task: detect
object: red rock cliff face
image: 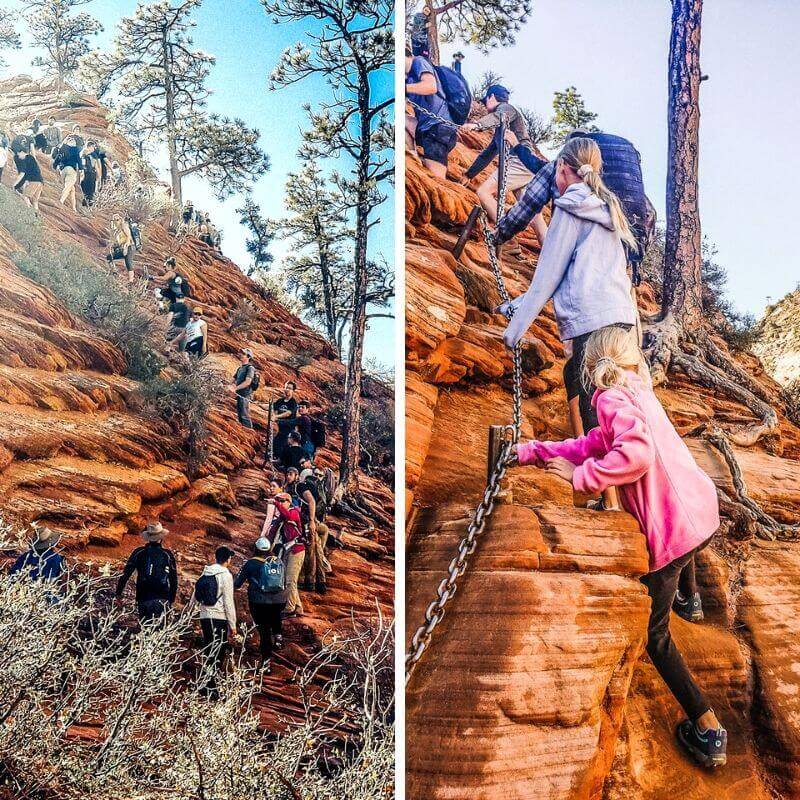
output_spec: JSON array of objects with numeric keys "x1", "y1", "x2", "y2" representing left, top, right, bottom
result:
[
  {"x1": 405, "y1": 137, "x2": 800, "y2": 799},
  {"x1": 0, "y1": 77, "x2": 393, "y2": 728}
]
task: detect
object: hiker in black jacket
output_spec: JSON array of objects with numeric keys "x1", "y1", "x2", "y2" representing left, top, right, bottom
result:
[{"x1": 115, "y1": 522, "x2": 178, "y2": 622}]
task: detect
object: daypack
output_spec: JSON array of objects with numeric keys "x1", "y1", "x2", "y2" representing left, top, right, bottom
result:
[
  {"x1": 312, "y1": 476, "x2": 329, "y2": 521},
  {"x1": 11, "y1": 134, "x2": 31, "y2": 154},
  {"x1": 571, "y1": 131, "x2": 655, "y2": 281},
  {"x1": 137, "y1": 547, "x2": 174, "y2": 597},
  {"x1": 435, "y1": 66, "x2": 471, "y2": 125},
  {"x1": 194, "y1": 573, "x2": 219, "y2": 606},
  {"x1": 254, "y1": 557, "x2": 285, "y2": 594},
  {"x1": 309, "y1": 418, "x2": 326, "y2": 448},
  {"x1": 250, "y1": 370, "x2": 261, "y2": 391}
]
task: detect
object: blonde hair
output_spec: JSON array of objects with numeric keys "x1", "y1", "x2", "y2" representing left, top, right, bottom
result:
[
  {"x1": 559, "y1": 137, "x2": 637, "y2": 252},
  {"x1": 582, "y1": 325, "x2": 651, "y2": 392}
]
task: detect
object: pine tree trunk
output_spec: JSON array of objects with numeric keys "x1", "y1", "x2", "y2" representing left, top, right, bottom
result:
[
  {"x1": 314, "y1": 215, "x2": 338, "y2": 353},
  {"x1": 338, "y1": 81, "x2": 371, "y2": 495},
  {"x1": 663, "y1": 0, "x2": 703, "y2": 328},
  {"x1": 425, "y1": 0, "x2": 441, "y2": 64},
  {"x1": 162, "y1": 33, "x2": 182, "y2": 206}
]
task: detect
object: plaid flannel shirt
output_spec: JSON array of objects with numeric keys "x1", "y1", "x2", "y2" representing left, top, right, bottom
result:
[{"x1": 495, "y1": 160, "x2": 557, "y2": 244}]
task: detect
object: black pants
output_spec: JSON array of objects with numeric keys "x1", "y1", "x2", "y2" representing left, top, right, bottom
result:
[
  {"x1": 250, "y1": 602, "x2": 285, "y2": 659},
  {"x1": 641, "y1": 542, "x2": 712, "y2": 721},
  {"x1": 678, "y1": 556, "x2": 697, "y2": 597},
  {"x1": 138, "y1": 598, "x2": 171, "y2": 622},
  {"x1": 563, "y1": 323, "x2": 633, "y2": 433},
  {"x1": 186, "y1": 338, "x2": 204, "y2": 356},
  {"x1": 81, "y1": 173, "x2": 97, "y2": 205}
]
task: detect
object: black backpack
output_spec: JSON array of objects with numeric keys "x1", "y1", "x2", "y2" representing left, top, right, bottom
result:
[
  {"x1": 310, "y1": 418, "x2": 326, "y2": 448},
  {"x1": 137, "y1": 547, "x2": 174, "y2": 597},
  {"x1": 435, "y1": 66, "x2": 472, "y2": 125},
  {"x1": 250, "y1": 369, "x2": 261, "y2": 391},
  {"x1": 194, "y1": 573, "x2": 219, "y2": 606}
]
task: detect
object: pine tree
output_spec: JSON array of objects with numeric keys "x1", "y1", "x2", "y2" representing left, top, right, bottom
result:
[
  {"x1": 550, "y1": 85, "x2": 598, "y2": 145},
  {"x1": 235, "y1": 196, "x2": 274, "y2": 279},
  {"x1": 264, "y1": 0, "x2": 394, "y2": 498},
  {"x1": 24, "y1": 0, "x2": 101, "y2": 90},
  {"x1": 272, "y1": 160, "x2": 352, "y2": 354},
  {"x1": 418, "y1": 0, "x2": 531, "y2": 65},
  {"x1": 0, "y1": 7, "x2": 21, "y2": 68},
  {"x1": 80, "y1": 0, "x2": 269, "y2": 204}
]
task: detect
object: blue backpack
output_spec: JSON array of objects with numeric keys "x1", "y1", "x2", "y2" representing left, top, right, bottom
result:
[
  {"x1": 435, "y1": 66, "x2": 471, "y2": 125},
  {"x1": 254, "y1": 557, "x2": 285, "y2": 594}
]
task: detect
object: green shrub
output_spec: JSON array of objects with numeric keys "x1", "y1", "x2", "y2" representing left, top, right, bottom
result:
[
  {"x1": 0, "y1": 186, "x2": 167, "y2": 379},
  {"x1": 140, "y1": 359, "x2": 225, "y2": 476}
]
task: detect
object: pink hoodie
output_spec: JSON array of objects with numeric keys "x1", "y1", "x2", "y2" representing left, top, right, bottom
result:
[{"x1": 517, "y1": 372, "x2": 719, "y2": 572}]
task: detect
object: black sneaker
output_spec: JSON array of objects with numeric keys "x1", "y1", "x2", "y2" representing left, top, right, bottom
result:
[
  {"x1": 676, "y1": 720, "x2": 727, "y2": 768},
  {"x1": 673, "y1": 590, "x2": 704, "y2": 622}
]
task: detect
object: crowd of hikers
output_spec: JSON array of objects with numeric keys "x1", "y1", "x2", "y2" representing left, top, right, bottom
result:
[
  {"x1": 11, "y1": 438, "x2": 339, "y2": 690},
  {"x1": 405, "y1": 40, "x2": 728, "y2": 769}
]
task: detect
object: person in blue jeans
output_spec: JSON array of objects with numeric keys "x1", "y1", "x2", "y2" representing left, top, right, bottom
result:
[{"x1": 405, "y1": 44, "x2": 456, "y2": 179}]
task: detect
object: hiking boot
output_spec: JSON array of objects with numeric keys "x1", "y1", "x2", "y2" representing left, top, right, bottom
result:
[
  {"x1": 673, "y1": 590, "x2": 704, "y2": 623},
  {"x1": 586, "y1": 498, "x2": 621, "y2": 512},
  {"x1": 676, "y1": 719, "x2": 727, "y2": 768}
]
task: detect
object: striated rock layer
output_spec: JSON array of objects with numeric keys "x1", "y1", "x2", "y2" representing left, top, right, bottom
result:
[
  {"x1": 0, "y1": 77, "x2": 393, "y2": 729},
  {"x1": 754, "y1": 287, "x2": 800, "y2": 387},
  {"x1": 405, "y1": 139, "x2": 800, "y2": 799}
]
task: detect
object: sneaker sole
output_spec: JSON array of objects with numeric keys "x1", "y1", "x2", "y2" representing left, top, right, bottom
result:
[{"x1": 676, "y1": 724, "x2": 727, "y2": 768}]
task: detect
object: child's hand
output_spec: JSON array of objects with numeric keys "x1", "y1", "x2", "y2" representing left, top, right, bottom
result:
[{"x1": 544, "y1": 456, "x2": 576, "y2": 485}]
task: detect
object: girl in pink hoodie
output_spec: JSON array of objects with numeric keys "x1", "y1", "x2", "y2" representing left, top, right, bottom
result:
[{"x1": 515, "y1": 326, "x2": 727, "y2": 768}]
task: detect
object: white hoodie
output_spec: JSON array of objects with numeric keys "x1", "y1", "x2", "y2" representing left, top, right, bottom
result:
[
  {"x1": 192, "y1": 563, "x2": 236, "y2": 629},
  {"x1": 504, "y1": 182, "x2": 636, "y2": 347}
]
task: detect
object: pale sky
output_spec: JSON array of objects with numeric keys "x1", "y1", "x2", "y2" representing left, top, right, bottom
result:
[{"x1": 438, "y1": 0, "x2": 799, "y2": 317}]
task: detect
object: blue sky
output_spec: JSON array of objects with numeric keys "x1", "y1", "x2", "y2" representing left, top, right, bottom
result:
[
  {"x1": 2, "y1": 0, "x2": 395, "y2": 366},
  {"x1": 436, "y1": 0, "x2": 799, "y2": 317}
]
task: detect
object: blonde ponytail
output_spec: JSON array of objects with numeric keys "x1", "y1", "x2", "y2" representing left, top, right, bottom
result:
[
  {"x1": 582, "y1": 325, "x2": 651, "y2": 392},
  {"x1": 559, "y1": 137, "x2": 638, "y2": 252}
]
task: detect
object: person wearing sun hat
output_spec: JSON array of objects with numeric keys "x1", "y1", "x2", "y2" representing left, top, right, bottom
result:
[
  {"x1": 10, "y1": 525, "x2": 65, "y2": 583},
  {"x1": 115, "y1": 522, "x2": 178, "y2": 622}
]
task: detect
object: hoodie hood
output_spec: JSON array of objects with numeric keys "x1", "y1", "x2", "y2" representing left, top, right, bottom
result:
[
  {"x1": 554, "y1": 182, "x2": 615, "y2": 230},
  {"x1": 202, "y1": 563, "x2": 228, "y2": 577}
]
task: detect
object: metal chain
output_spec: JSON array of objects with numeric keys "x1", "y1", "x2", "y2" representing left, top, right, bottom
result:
[
  {"x1": 407, "y1": 99, "x2": 462, "y2": 130},
  {"x1": 406, "y1": 137, "x2": 523, "y2": 685}
]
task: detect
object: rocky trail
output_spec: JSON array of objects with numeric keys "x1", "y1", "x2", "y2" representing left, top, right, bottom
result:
[
  {"x1": 405, "y1": 134, "x2": 800, "y2": 799},
  {"x1": 0, "y1": 76, "x2": 394, "y2": 730}
]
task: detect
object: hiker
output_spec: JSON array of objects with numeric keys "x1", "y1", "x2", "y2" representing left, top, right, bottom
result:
[
  {"x1": 19, "y1": 149, "x2": 44, "y2": 213},
  {"x1": 115, "y1": 522, "x2": 178, "y2": 622},
  {"x1": 273, "y1": 381, "x2": 298, "y2": 460},
  {"x1": 127, "y1": 216, "x2": 143, "y2": 252},
  {"x1": 159, "y1": 259, "x2": 192, "y2": 302},
  {"x1": 296, "y1": 401, "x2": 316, "y2": 458},
  {"x1": 181, "y1": 201, "x2": 194, "y2": 228},
  {"x1": 494, "y1": 129, "x2": 655, "y2": 287},
  {"x1": 9, "y1": 527, "x2": 65, "y2": 586},
  {"x1": 31, "y1": 118, "x2": 47, "y2": 152},
  {"x1": 52, "y1": 134, "x2": 81, "y2": 212},
  {"x1": 167, "y1": 297, "x2": 191, "y2": 349},
  {"x1": 513, "y1": 325, "x2": 726, "y2": 768},
  {"x1": 80, "y1": 141, "x2": 99, "y2": 206},
  {"x1": 188, "y1": 545, "x2": 237, "y2": 692},
  {"x1": 184, "y1": 308, "x2": 208, "y2": 357},
  {"x1": 11, "y1": 128, "x2": 33, "y2": 193},
  {"x1": 405, "y1": 45, "x2": 457, "y2": 179},
  {"x1": 271, "y1": 492, "x2": 304, "y2": 618},
  {"x1": 107, "y1": 214, "x2": 136, "y2": 283},
  {"x1": 230, "y1": 348, "x2": 256, "y2": 429},
  {"x1": 70, "y1": 124, "x2": 85, "y2": 150},
  {"x1": 281, "y1": 431, "x2": 306, "y2": 470},
  {"x1": 409, "y1": 5, "x2": 432, "y2": 57},
  {"x1": 452, "y1": 51, "x2": 464, "y2": 74},
  {"x1": 110, "y1": 159, "x2": 123, "y2": 185},
  {"x1": 43, "y1": 117, "x2": 61, "y2": 155},
  {"x1": 460, "y1": 85, "x2": 547, "y2": 241},
  {"x1": 500, "y1": 136, "x2": 639, "y2": 512},
  {"x1": 297, "y1": 467, "x2": 330, "y2": 594}
]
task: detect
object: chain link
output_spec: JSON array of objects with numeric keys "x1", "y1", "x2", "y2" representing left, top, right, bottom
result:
[{"x1": 406, "y1": 129, "x2": 524, "y2": 684}]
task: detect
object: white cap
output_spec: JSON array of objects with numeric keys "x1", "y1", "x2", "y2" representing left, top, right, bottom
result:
[{"x1": 255, "y1": 537, "x2": 271, "y2": 552}]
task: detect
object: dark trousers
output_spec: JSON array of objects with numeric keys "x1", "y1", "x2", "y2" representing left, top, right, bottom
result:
[
  {"x1": 641, "y1": 542, "x2": 712, "y2": 721},
  {"x1": 138, "y1": 598, "x2": 171, "y2": 622},
  {"x1": 236, "y1": 394, "x2": 253, "y2": 428},
  {"x1": 678, "y1": 556, "x2": 697, "y2": 597},
  {"x1": 250, "y1": 602, "x2": 285, "y2": 659}
]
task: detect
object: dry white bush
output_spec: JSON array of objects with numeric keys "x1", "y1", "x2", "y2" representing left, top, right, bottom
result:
[{"x1": 0, "y1": 518, "x2": 395, "y2": 800}]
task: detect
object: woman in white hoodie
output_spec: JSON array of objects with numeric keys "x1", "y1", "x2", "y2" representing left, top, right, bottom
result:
[
  {"x1": 189, "y1": 546, "x2": 237, "y2": 691},
  {"x1": 502, "y1": 137, "x2": 640, "y2": 511}
]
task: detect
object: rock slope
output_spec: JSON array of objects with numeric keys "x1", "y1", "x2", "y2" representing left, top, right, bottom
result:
[
  {"x1": 754, "y1": 287, "x2": 800, "y2": 387},
  {"x1": 405, "y1": 134, "x2": 800, "y2": 799},
  {"x1": 0, "y1": 76, "x2": 393, "y2": 728}
]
